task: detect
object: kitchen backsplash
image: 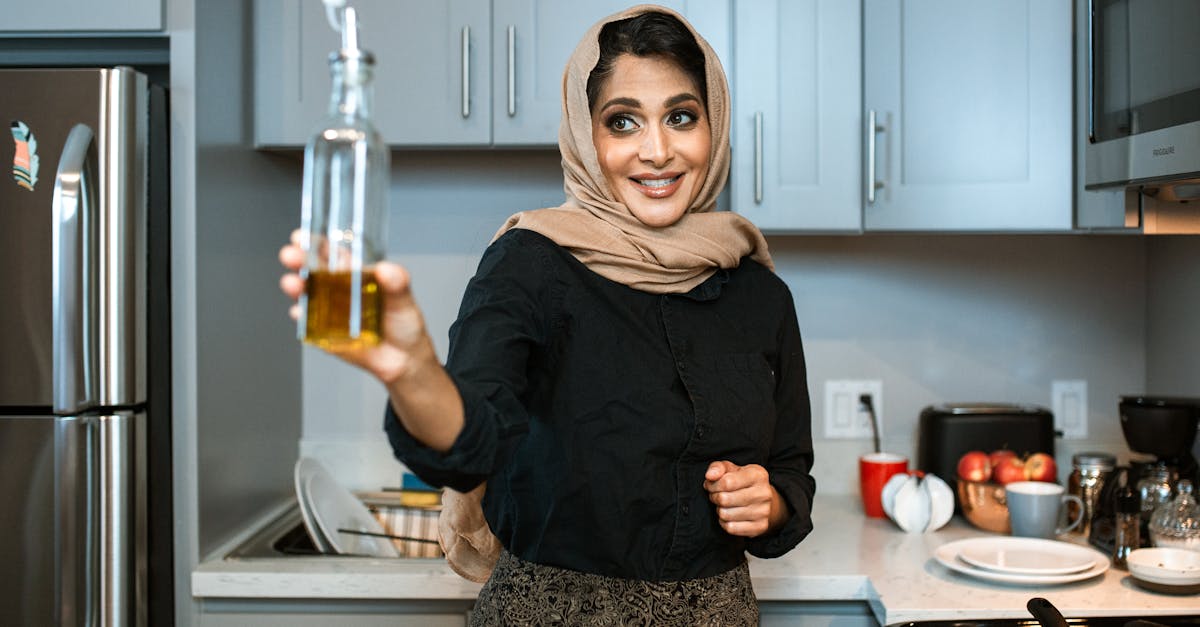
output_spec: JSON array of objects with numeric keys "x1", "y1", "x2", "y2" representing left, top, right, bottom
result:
[{"x1": 301, "y1": 151, "x2": 1180, "y2": 495}]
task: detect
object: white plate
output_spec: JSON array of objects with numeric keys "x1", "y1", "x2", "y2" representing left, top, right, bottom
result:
[
  {"x1": 934, "y1": 539, "x2": 1108, "y2": 585},
  {"x1": 955, "y1": 537, "x2": 1099, "y2": 575},
  {"x1": 294, "y1": 458, "x2": 334, "y2": 553},
  {"x1": 1127, "y1": 547, "x2": 1200, "y2": 585},
  {"x1": 306, "y1": 466, "x2": 399, "y2": 558}
]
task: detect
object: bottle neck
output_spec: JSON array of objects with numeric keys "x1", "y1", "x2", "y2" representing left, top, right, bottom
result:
[{"x1": 329, "y1": 57, "x2": 374, "y2": 121}]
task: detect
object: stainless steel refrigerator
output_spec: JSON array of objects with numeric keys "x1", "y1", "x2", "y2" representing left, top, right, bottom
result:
[{"x1": 0, "y1": 67, "x2": 171, "y2": 627}]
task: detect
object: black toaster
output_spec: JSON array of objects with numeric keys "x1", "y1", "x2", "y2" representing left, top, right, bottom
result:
[{"x1": 916, "y1": 403, "x2": 1056, "y2": 487}]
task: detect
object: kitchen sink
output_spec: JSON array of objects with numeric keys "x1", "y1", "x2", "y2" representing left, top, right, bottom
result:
[{"x1": 227, "y1": 496, "x2": 443, "y2": 560}]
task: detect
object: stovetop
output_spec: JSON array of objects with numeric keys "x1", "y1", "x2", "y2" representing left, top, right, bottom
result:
[{"x1": 893, "y1": 617, "x2": 1200, "y2": 627}]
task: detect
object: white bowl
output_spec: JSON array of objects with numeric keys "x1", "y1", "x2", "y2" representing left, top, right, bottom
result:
[{"x1": 1127, "y1": 547, "x2": 1200, "y2": 586}]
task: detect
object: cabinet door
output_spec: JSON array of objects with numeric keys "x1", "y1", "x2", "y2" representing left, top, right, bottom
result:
[
  {"x1": 863, "y1": 0, "x2": 1072, "y2": 231},
  {"x1": 490, "y1": 0, "x2": 723, "y2": 147},
  {"x1": 0, "y1": 0, "x2": 162, "y2": 32},
  {"x1": 254, "y1": 0, "x2": 490, "y2": 148},
  {"x1": 731, "y1": 0, "x2": 862, "y2": 232}
]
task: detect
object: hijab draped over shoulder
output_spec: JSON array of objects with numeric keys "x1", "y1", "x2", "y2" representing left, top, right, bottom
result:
[{"x1": 493, "y1": 3, "x2": 772, "y2": 293}]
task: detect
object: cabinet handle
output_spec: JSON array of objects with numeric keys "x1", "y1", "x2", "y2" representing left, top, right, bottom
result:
[
  {"x1": 866, "y1": 109, "x2": 885, "y2": 204},
  {"x1": 754, "y1": 111, "x2": 763, "y2": 204},
  {"x1": 507, "y1": 25, "x2": 516, "y2": 117},
  {"x1": 461, "y1": 26, "x2": 470, "y2": 118}
]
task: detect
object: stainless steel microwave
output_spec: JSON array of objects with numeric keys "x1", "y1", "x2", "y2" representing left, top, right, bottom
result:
[
  {"x1": 1094, "y1": 0, "x2": 1200, "y2": 231},
  {"x1": 1086, "y1": 0, "x2": 1200, "y2": 198}
]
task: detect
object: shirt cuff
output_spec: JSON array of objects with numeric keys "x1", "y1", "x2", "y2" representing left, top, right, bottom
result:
[
  {"x1": 381, "y1": 386, "x2": 496, "y2": 493},
  {"x1": 745, "y1": 477, "x2": 814, "y2": 558}
]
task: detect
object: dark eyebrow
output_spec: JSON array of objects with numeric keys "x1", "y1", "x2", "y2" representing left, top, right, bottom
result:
[
  {"x1": 664, "y1": 93, "x2": 701, "y2": 108},
  {"x1": 597, "y1": 97, "x2": 640, "y2": 113}
]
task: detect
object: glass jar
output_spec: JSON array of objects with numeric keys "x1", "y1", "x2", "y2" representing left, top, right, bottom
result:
[
  {"x1": 1066, "y1": 452, "x2": 1116, "y2": 538},
  {"x1": 1136, "y1": 461, "x2": 1176, "y2": 521},
  {"x1": 298, "y1": 46, "x2": 390, "y2": 349},
  {"x1": 1148, "y1": 479, "x2": 1200, "y2": 551}
]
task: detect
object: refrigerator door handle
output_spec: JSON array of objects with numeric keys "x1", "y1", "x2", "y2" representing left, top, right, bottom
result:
[{"x1": 52, "y1": 123, "x2": 100, "y2": 414}]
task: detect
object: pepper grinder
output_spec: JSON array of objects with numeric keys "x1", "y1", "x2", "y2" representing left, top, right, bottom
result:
[{"x1": 1111, "y1": 482, "x2": 1140, "y2": 569}]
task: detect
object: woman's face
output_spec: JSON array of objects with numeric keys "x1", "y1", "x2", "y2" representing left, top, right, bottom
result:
[{"x1": 590, "y1": 54, "x2": 711, "y2": 228}]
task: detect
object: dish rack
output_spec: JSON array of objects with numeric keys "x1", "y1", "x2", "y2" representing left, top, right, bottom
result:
[{"x1": 359, "y1": 490, "x2": 444, "y2": 558}]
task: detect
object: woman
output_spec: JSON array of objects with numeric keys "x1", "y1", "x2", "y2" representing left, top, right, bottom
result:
[{"x1": 280, "y1": 5, "x2": 814, "y2": 624}]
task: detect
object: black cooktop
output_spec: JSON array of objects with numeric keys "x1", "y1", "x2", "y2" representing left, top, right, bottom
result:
[{"x1": 892, "y1": 617, "x2": 1200, "y2": 627}]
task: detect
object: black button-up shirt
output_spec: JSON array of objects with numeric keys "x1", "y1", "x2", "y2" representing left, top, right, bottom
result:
[{"x1": 385, "y1": 229, "x2": 815, "y2": 581}]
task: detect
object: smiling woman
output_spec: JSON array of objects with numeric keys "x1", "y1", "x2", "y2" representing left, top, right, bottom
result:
[{"x1": 278, "y1": 4, "x2": 816, "y2": 626}]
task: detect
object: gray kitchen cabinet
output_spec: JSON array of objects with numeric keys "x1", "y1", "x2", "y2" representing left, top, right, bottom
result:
[
  {"x1": 0, "y1": 0, "x2": 162, "y2": 32},
  {"x1": 255, "y1": 0, "x2": 728, "y2": 148},
  {"x1": 490, "y1": 0, "x2": 728, "y2": 146},
  {"x1": 198, "y1": 600, "x2": 473, "y2": 627},
  {"x1": 731, "y1": 0, "x2": 863, "y2": 232},
  {"x1": 254, "y1": 0, "x2": 491, "y2": 148},
  {"x1": 759, "y1": 601, "x2": 880, "y2": 627},
  {"x1": 862, "y1": 0, "x2": 1073, "y2": 231}
]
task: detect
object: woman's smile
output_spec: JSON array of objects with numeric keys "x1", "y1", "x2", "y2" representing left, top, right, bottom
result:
[
  {"x1": 590, "y1": 54, "x2": 711, "y2": 228},
  {"x1": 630, "y1": 171, "x2": 684, "y2": 197}
]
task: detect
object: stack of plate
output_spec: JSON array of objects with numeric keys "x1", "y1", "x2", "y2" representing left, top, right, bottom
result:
[
  {"x1": 934, "y1": 537, "x2": 1109, "y2": 585},
  {"x1": 294, "y1": 457, "x2": 399, "y2": 558}
]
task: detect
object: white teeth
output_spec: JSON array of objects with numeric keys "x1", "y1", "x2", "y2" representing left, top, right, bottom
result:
[{"x1": 635, "y1": 176, "x2": 678, "y2": 188}]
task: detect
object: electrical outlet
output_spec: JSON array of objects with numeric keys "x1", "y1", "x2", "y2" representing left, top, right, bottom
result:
[
  {"x1": 1052, "y1": 380, "x2": 1088, "y2": 439},
  {"x1": 824, "y1": 380, "x2": 883, "y2": 439}
]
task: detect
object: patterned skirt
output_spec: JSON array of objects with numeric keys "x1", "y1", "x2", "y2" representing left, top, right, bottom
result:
[{"x1": 469, "y1": 550, "x2": 759, "y2": 626}]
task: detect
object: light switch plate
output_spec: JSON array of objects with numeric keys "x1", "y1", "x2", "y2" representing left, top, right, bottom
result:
[
  {"x1": 824, "y1": 380, "x2": 883, "y2": 440},
  {"x1": 1052, "y1": 380, "x2": 1088, "y2": 439}
]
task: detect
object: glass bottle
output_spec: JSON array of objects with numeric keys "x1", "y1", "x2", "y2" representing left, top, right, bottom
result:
[
  {"x1": 1148, "y1": 479, "x2": 1200, "y2": 551},
  {"x1": 1137, "y1": 461, "x2": 1175, "y2": 521},
  {"x1": 298, "y1": 44, "x2": 389, "y2": 349},
  {"x1": 1066, "y1": 452, "x2": 1115, "y2": 538}
]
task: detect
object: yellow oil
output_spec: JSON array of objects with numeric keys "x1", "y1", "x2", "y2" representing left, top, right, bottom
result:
[{"x1": 302, "y1": 268, "x2": 382, "y2": 349}]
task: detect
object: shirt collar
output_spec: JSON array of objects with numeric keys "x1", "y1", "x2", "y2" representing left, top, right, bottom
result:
[{"x1": 680, "y1": 267, "x2": 731, "y2": 302}]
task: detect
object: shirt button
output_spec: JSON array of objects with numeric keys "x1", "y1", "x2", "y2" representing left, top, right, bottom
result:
[
  {"x1": 682, "y1": 503, "x2": 690, "y2": 516},
  {"x1": 696, "y1": 427, "x2": 705, "y2": 440},
  {"x1": 677, "y1": 361, "x2": 686, "y2": 371}
]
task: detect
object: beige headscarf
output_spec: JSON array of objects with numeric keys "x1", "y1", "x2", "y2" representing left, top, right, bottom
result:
[
  {"x1": 496, "y1": 3, "x2": 772, "y2": 292},
  {"x1": 439, "y1": 4, "x2": 772, "y2": 583}
]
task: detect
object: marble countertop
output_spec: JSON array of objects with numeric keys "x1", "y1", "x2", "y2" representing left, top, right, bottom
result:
[{"x1": 193, "y1": 494, "x2": 1199, "y2": 625}]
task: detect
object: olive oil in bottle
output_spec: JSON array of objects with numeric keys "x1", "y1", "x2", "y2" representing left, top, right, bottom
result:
[
  {"x1": 303, "y1": 268, "x2": 382, "y2": 350},
  {"x1": 298, "y1": 6, "x2": 389, "y2": 349}
]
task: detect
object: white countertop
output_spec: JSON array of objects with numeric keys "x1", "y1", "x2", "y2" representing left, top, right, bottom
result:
[{"x1": 193, "y1": 494, "x2": 1200, "y2": 624}]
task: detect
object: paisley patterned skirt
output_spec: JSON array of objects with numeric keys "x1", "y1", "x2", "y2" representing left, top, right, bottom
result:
[{"x1": 468, "y1": 550, "x2": 759, "y2": 626}]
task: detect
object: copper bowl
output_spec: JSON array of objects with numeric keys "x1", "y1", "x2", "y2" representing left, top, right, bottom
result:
[{"x1": 957, "y1": 480, "x2": 1011, "y2": 533}]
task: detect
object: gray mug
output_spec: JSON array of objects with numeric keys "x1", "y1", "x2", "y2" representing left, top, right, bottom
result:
[{"x1": 1005, "y1": 481, "x2": 1084, "y2": 539}]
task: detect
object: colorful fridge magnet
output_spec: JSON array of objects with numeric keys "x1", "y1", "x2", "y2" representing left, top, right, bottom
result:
[{"x1": 11, "y1": 120, "x2": 39, "y2": 191}]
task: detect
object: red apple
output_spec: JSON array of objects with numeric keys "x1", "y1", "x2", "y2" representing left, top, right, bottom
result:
[
  {"x1": 1025, "y1": 452, "x2": 1057, "y2": 482},
  {"x1": 988, "y1": 449, "x2": 1017, "y2": 469},
  {"x1": 992, "y1": 456, "x2": 1027, "y2": 485},
  {"x1": 956, "y1": 450, "x2": 992, "y2": 482}
]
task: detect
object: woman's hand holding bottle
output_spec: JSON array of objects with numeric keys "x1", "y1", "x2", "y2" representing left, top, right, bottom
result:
[{"x1": 279, "y1": 230, "x2": 464, "y2": 451}]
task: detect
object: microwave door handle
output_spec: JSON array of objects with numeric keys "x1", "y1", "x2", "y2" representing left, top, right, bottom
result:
[
  {"x1": 52, "y1": 123, "x2": 99, "y2": 414},
  {"x1": 1087, "y1": 0, "x2": 1096, "y2": 143}
]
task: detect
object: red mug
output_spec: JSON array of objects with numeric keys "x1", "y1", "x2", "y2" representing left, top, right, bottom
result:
[{"x1": 859, "y1": 452, "x2": 909, "y2": 518}]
